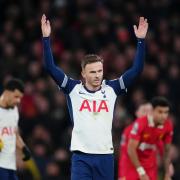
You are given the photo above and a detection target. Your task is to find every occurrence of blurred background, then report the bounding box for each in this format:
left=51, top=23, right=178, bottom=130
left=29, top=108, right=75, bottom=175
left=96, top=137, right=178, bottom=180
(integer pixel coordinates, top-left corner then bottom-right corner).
left=0, top=0, right=180, bottom=179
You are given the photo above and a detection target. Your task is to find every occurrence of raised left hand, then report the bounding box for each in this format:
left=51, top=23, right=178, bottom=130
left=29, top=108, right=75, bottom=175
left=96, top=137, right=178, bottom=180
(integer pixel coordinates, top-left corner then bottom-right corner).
left=134, top=17, right=148, bottom=39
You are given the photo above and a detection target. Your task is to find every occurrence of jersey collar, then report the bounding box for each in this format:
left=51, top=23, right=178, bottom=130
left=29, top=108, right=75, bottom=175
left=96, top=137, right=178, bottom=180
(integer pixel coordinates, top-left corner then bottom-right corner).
left=83, top=85, right=102, bottom=93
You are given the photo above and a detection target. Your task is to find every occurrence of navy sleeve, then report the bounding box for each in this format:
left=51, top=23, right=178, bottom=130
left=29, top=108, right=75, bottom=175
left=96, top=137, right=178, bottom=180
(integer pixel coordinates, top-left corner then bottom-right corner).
left=122, top=39, right=145, bottom=87
left=42, top=37, right=80, bottom=94
left=106, top=39, right=145, bottom=96
left=105, top=78, right=127, bottom=96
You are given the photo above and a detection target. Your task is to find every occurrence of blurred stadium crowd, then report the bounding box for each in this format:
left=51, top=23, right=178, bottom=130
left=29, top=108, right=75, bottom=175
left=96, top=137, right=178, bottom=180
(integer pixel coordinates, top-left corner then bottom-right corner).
left=0, top=0, right=180, bottom=179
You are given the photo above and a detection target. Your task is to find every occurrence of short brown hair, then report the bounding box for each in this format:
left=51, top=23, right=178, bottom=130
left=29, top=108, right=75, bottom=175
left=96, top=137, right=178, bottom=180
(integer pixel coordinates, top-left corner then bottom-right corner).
left=81, top=54, right=103, bottom=69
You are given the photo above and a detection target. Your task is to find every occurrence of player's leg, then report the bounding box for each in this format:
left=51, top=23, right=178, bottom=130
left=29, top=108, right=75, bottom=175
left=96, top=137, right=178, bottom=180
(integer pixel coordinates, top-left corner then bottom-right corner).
left=0, top=167, right=10, bottom=180
left=10, top=170, right=19, bottom=180
left=71, top=152, right=92, bottom=180
left=92, top=154, right=114, bottom=180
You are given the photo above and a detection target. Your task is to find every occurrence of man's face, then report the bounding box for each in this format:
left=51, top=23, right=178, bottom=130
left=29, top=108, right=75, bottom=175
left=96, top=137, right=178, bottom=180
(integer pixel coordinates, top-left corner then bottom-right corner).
left=153, top=106, right=169, bottom=125
left=82, top=62, right=103, bottom=89
left=7, top=89, right=23, bottom=107
left=136, top=103, right=153, bottom=118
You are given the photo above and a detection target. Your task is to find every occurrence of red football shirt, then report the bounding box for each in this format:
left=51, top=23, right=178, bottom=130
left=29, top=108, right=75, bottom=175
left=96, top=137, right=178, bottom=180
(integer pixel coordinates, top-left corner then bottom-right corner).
left=129, top=116, right=173, bottom=169
left=118, top=116, right=173, bottom=179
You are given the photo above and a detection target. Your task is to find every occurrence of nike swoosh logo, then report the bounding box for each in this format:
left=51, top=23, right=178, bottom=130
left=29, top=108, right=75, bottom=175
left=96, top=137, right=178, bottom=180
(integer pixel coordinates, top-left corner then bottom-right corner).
left=79, top=91, right=86, bottom=95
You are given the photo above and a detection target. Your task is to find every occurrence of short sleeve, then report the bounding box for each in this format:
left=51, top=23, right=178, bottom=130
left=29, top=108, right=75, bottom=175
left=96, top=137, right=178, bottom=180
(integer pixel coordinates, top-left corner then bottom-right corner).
left=58, top=77, right=81, bottom=94
left=105, top=76, right=127, bottom=96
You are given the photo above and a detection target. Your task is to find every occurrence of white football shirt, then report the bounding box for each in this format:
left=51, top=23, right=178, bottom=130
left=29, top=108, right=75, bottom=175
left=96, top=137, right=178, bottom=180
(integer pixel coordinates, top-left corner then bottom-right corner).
left=59, top=76, right=127, bottom=154
left=0, top=106, right=19, bottom=170
left=43, top=37, right=145, bottom=154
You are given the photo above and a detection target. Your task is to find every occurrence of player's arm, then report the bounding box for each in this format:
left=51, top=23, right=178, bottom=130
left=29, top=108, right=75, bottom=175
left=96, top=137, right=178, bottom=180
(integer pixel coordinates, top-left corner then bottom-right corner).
left=41, top=14, right=68, bottom=87
left=122, top=17, right=148, bottom=88
left=128, top=139, right=149, bottom=180
left=16, top=131, right=31, bottom=161
left=162, top=121, right=174, bottom=180
left=128, top=120, right=149, bottom=180
left=127, top=138, right=141, bottom=167
left=41, top=14, right=79, bottom=93
left=105, top=17, right=148, bottom=95
left=162, top=143, right=172, bottom=180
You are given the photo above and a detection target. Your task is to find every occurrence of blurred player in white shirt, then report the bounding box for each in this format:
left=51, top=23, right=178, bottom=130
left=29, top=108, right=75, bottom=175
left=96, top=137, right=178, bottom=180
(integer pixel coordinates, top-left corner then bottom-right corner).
left=0, top=79, right=31, bottom=180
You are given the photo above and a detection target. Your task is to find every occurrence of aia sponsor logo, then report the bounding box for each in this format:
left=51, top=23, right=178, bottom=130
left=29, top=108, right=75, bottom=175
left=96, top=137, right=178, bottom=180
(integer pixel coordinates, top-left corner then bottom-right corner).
left=0, top=127, right=16, bottom=136
left=79, top=100, right=109, bottom=112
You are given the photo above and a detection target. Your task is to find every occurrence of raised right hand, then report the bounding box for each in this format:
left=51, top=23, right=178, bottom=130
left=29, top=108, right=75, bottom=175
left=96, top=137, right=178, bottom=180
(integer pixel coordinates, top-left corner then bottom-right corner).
left=41, top=14, right=51, bottom=37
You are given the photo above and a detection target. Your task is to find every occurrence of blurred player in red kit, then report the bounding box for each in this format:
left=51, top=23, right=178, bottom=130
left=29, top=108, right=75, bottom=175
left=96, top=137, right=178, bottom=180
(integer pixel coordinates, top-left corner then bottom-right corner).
left=118, top=102, right=153, bottom=179
left=118, top=97, right=173, bottom=180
